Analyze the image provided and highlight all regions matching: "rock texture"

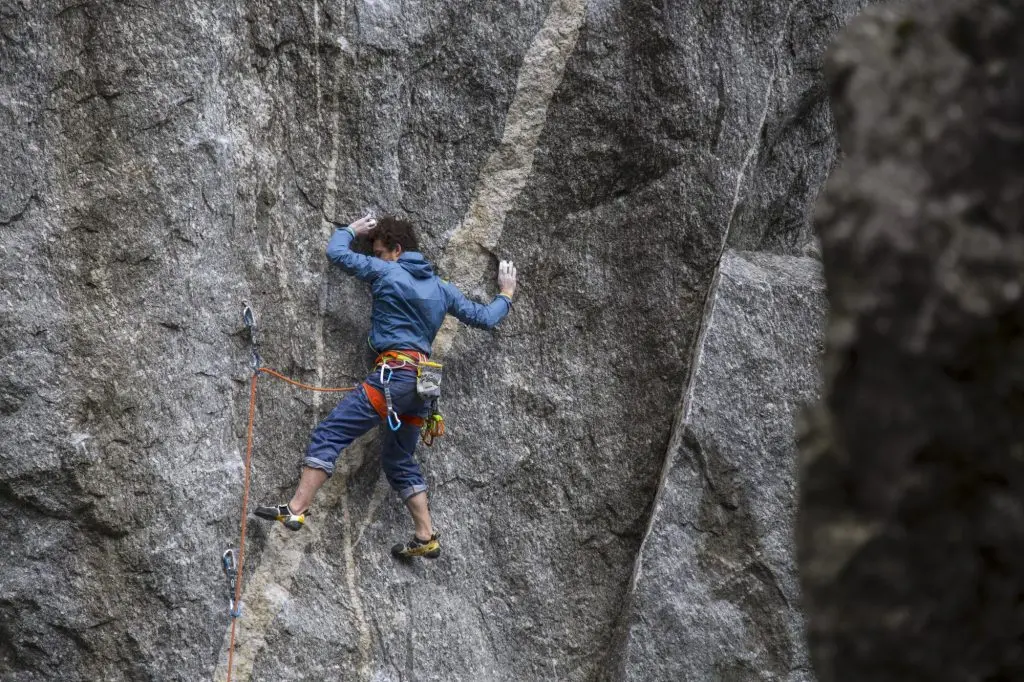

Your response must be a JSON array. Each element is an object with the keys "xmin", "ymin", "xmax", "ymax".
[
  {"xmin": 1, "ymin": 1, "xmax": 862, "ymax": 680},
  {"xmin": 800, "ymin": 1, "xmax": 1024, "ymax": 681},
  {"xmin": 614, "ymin": 251, "xmax": 827, "ymax": 682}
]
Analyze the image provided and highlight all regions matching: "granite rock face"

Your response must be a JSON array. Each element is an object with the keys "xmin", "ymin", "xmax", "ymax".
[
  {"xmin": 1, "ymin": 1, "xmax": 861, "ymax": 680},
  {"xmin": 613, "ymin": 251, "xmax": 827, "ymax": 682},
  {"xmin": 800, "ymin": 2, "xmax": 1024, "ymax": 681}
]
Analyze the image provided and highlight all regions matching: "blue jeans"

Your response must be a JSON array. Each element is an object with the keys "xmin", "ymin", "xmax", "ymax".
[{"xmin": 304, "ymin": 369, "xmax": 430, "ymax": 500}]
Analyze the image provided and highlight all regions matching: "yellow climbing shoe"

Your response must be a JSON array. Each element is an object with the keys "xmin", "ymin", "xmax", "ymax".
[
  {"xmin": 391, "ymin": 533, "xmax": 441, "ymax": 559},
  {"xmin": 253, "ymin": 504, "xmax": 307, "ymax": 531}
]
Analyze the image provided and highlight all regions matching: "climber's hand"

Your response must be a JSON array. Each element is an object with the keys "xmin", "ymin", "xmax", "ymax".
[
  {"xmin": 349, "ymin": 214, "xmax": 377, "ymax": 236},
  {"xmin": 498, "ymin": 261, "xmax": 517, "ymax": 298}
]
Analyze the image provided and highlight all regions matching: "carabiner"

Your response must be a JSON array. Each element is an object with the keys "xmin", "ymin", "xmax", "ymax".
[
  {"xmin": 222, "ymin": 549, "xmax": 237, "ymax": 578},
  {"xmin": 242, "ymin": 304, "xmax": 261, "ymax": 373},
  {"xmin": 387, "ymin": 411, "xmax": 402, "ymax": 431},
  {"xmin": 379, "ymin": 363, "xmax": 393, "ymax": 384},
  {"xmin": 222, "ymin": 549, "xmax": 242, "ymax": 618},
  {"xmin": 242, "ymin": 303, "xmax": 257, "ymax": 332}
]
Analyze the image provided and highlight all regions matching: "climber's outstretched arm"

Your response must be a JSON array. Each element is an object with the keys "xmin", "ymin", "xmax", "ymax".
[
  {"xmin": 442, "ymin": 261, "xmax": 517, "ymax": 330},
  {"xmin": 326, "ymin": 215, "xmax": 384, "ymax": 282}
]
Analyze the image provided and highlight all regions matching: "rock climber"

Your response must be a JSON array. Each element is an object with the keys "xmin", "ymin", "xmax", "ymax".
[{"xmin": 254, "ymin": 214, "xmax": 517, "ymax": 558}]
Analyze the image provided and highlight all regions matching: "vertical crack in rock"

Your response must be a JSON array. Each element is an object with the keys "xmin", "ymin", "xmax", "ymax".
[
  {"xmin": 611, "ymin": 251, "xmax": 830, "ymax": 680},
  {"xmin": 655, "ymin": 0, "xmax": 797, "ymax": 525},
  {"xmin": 604, "ymin": 1, "xmax": 799, "ymax": 676},
  {"xmin": 313, "ymin": 0, "xmax": 323, "ymax": 160},
  {"xmin": 643, "ymin": 0, "xmax": 793, "ymax": 594},
  {"xmin": 311, "ymin": 18, "xmax": 375, "ymax": 672},
  {"xmin": 338, "ymin": 468, "xmax": 374, "ymax": 678},
  {"xmin": 600, "ymin": 266, "xmax": 728, "ymax": 680},
  {"xmin": 721, "ymin": 0, "xmax": 794, "ymax": 255},
  {"xmin": 317, "ymin": 9, "xmax": 352, "ymax": 413},
  {"xmin": 433, "ymin": 0, "xmax": 586, "ymax": 358}
]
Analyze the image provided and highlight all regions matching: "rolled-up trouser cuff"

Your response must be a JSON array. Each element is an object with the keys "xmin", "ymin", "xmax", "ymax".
[
  {"xmin": 304, "ymin": 457, "xmax": 335, "ymax": 477},
  {"xmin": 399, "ymin": 483, "xmax": 428, "ymax": 501}
]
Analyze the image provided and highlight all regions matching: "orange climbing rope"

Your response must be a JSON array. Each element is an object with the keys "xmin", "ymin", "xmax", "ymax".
[
  {"xmin": 224, "ymin": 351, "xmax": 356, "ymax": 681},
  {"xmin": 257, "ymin": 366, "xmax": 358, "ymax": 393},
  {"xmin": 225, "ymin": 372, "xmax": 258, "ymax": 682}
]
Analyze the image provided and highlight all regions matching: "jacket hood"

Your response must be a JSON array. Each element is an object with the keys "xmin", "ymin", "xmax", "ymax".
[{"xmin": 398, "ymin": 252, "xmax": 435, "ymax": 279}]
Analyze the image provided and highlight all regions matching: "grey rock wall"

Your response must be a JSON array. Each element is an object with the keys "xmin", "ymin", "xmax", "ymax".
[
  {"xmin": 800, "ymin": 1, "xmax": 1024, "ymax": 681},
  {"xmin": 614, "ymin": 251, "xmax": 827, "ymax": 682},
  {"xmin": 1, "ymin": 1, "xmax": 863, "ymax": 680}
]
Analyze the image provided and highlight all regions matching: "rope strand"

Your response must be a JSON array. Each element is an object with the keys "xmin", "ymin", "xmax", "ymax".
[
  {"xmin": 258, "ymin": 367, "xmax": 357, "ymax": 393},
  {"xmin": 224, "ymin": 366, "xmax": 355, "ymax": 682},
  {"xmin": 226, "ymin": 373, "xmax": 258, "ymax": 682}
]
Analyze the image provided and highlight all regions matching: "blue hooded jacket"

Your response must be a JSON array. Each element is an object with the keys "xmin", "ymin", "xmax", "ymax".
[{"xmin": 326, "ymin": 227, "xmax": 511, "ymax": 355}]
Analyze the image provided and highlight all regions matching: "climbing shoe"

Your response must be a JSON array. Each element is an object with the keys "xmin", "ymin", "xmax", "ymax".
[
  {"xmin": 391, "ymin": 533, "xmax": 441, "ymax": 559},
  {"xmin": 253, "ymin": 504, "xmax": 307, "ymax": 531}
]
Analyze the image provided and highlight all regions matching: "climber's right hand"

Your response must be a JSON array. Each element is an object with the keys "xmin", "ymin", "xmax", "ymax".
[{"xmin": 348, "ymin": 214, "xmax": 377, "ymax": 236}]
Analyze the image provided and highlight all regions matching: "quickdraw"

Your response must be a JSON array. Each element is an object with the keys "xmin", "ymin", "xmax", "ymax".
[
  {"xmin": 379, "ymin": 362, "xmax": 403, "ymax": 431},
  {"xmin": 221, "ymin": 549, "xmax": 242, "ymax": 618}
]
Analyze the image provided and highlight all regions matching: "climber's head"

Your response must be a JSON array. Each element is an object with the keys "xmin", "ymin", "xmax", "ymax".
[{"xmin": 370, "ymin": 216, "xmax": 419, "ymax": 262}]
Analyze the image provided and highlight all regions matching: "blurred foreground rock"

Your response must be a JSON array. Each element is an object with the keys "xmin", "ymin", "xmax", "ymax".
[{"xmin": 800, "ymin": 1, "xmax": 1024, "ymax": 680}]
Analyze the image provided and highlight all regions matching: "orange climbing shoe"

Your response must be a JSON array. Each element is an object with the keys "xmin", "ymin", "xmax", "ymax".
[
  {"xmin": 253, "ymin": 504, "xmax": 308, "ymax": 531},
  {"xmin": 391, "ymin": 533, "xmax": 441, "ymax": 559}
]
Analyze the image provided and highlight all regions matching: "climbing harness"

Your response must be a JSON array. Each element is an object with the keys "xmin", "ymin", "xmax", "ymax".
[
  {"xmin": 370, "ymin": 350, "xmax": 447, "ymax": 445},
  {"xmin": 372, "ymin": 350, "xmax": 444, "ymax": 398}
]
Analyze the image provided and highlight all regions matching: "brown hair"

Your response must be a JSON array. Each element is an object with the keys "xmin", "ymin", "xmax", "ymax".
[{"xmin": 369, "ymin": 216, "xmax": 419, "ymax": 253}]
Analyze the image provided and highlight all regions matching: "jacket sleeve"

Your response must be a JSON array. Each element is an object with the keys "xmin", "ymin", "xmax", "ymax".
[
  {"xmin": 441, "ymin": 280, "xmax": 512, "ymax": 330},
  {"xmin": 326, "ymin": 226, "xmax": 388, "ymax": 283}
]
